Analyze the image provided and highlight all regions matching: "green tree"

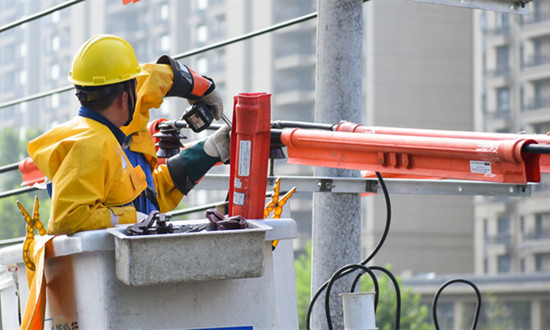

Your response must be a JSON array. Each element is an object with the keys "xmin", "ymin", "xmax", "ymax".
[
  {"xmin": 294, "ymin": 242, "xmax": 431, "ymax": 329},
  {"xmin": 295, "ymin": 242, "xmax": 312, "ymax": 329},
  {"xmin": 0, "ymin": 128, "xmax": 50, "ymax": 240},
  {"xmin": 361, "ymin": 266, "xmax": 432, "ymax": 330}
]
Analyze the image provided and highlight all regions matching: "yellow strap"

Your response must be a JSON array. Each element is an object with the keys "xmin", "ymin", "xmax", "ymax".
[
  {"xmin": 17, "ymin": 197, "xmax": 53, "ymax": 330},
  {"xmin": 20, "ymin": 235, "xmax": 54, "ymax": 330}
]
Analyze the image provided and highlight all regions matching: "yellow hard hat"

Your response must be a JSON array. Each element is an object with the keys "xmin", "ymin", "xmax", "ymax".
[{"xmin": 68, "ymin": 34, "xmax": 148, "ymax": 86}]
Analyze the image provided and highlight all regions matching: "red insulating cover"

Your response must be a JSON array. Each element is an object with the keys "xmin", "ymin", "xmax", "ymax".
[{"xmin": 228, "ymin": 93, "xmax": 271, "ymax": 219}]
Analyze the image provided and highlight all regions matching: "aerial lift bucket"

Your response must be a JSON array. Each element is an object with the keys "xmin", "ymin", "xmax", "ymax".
[{"xmin": 228, "ymin": 92, "xmax": 272, "ymax": 219}]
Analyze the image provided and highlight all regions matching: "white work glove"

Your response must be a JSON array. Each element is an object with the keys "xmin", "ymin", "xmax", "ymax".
[
  {"xmin": 203, "ymin": 125, "xmax": 231, "ymax": 163},
  {"xmin": 188, "ymin": 89, "xmax": 223, "ymax": 120}
]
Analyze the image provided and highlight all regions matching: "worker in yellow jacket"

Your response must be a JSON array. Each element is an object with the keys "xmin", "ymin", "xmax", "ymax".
[{"xmin": 27, "ymin": 34, "xmax": 230, "ymax": 235}]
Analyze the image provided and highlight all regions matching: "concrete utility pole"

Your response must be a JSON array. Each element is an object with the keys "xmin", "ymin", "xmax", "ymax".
[{"xmin": 312, "ymin": 0, "xmax": 363, "ymax": 328}]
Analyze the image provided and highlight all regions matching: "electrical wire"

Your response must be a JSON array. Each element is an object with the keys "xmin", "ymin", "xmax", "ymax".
[
  {"xmin": 324, "ymin": 264, "xmax": 379, "ymax": 330},
  {"xmin": 306, "ymin": 171, "xmax": 392, "ymax": 330},
  {"xmin": 0, "ymin": 0, "xmax": 372, "ymax": 110},
  {"xmin": 351, "ymin": 265, "xmax": 401, "ymax": 330},
  {"xmin": 432, "ymin": 279, "xmax": 481, "ymax": 330},
  {"xmin": 0, "ymin": 12, "xmax": 316, "ymax": 110},
  {"xmin": 0, "ymin": 0, "xmax": 85, "ymax": 34}
]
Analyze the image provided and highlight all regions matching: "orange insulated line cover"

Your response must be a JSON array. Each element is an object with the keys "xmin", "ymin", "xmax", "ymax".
[
  {"xmin": 281, "ymin": 128, "xmax": 540, "ymax": 184},
  {"xmin": 336, "ymin": 121, "xmax": 550, "ymax": 174}
]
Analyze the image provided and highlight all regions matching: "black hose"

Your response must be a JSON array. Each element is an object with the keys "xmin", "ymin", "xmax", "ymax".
[
  {"xmin": 432, "ymin": 279, "xmax": 481, "ymax": 330},
  {"xmin": 306, "ymin": 172, "xmax": 391, "ymax": 329},
  {"xmin": 324, "ymin": 264, "xmax": 379, "ymax": 330},
  {"xmin": 350, "ymin": 265, "xmax": 401, "ymax": 330}
]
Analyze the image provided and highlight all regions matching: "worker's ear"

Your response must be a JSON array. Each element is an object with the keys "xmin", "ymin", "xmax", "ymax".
[{"xmin": 118, "ymin": 90, "xmax": 128, "ymax": 108}]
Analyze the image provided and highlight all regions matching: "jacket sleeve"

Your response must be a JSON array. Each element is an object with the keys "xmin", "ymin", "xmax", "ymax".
[
  {"xmin": 46, "ymin": 141, "xmax": 137, "ymax": 235},
  {"xmin": 153, "ymin": 164, "xmax": 184, "ymax": 212},
  {"xmin": 123, "ymin": 63, "xmax": 186, "ymax": 212},
  {"xmin": 122, "ymin": 63, "xmax": 174, "ymax": 143}
]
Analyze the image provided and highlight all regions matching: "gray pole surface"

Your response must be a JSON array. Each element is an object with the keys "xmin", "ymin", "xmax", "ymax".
[{"xmin": 312, "ymin": 0, "xmax": 363, "ymax": 328}]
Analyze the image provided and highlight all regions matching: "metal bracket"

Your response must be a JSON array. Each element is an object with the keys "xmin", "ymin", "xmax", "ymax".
[{"xmin": 318, "ymin": 179, "xmax": 334, "ymax": 192}]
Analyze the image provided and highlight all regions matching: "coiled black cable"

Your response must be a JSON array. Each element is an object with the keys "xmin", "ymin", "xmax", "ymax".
[
  {"xmin": 324, "ymin": 264, "xmax": 380, "ymax": 329},
  {"xmin": 306, "ymin": 171, "xmax": 392, "ymax": 329},
  {"xmin": 351, "ymin": 265, "xmax": 401, "ymax": 330},
  {"xmin": 432, "ymin": 279, "xmax": 482, "ymax": 330}
]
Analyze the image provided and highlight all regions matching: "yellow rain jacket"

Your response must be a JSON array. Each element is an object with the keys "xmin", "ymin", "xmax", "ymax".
[{"xmin": 28, "ymin": 64, "xmax": 183, "ymax": 235}]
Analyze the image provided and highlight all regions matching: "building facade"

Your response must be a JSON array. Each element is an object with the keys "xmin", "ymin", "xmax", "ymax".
[
  {"xmin": 362, "ymin": 0, "xmax": 475, "ymax": 275},
  {"xmin": 403, "ymin": 2, "xmax": 550, "ymax": 329}
]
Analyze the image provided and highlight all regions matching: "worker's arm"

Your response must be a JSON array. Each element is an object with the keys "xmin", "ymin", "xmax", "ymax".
[{"xmin": 165, "ymin": 126, "xmax": 230, "ymax": 195}]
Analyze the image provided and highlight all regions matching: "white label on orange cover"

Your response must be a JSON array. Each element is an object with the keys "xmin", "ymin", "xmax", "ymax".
[
  {"xmin": 234, "ymin": 177, "xmax": 242, "ymax": 189},
  {"xmin": 233, "ymin": 191, "xmax": 245, "ymax": 206},
  {"xmin": 238, "ymin": 140, "xmax": 252, "ymax": 176},
  {"xmin": 470, "ymin": 160, "xmax": 492, "ymax": 174}
]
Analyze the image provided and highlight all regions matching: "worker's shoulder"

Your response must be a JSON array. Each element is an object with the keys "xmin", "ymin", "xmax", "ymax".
[{"xmin": 31, "ymin": 117, "xmax": 119, "ymax": 155}]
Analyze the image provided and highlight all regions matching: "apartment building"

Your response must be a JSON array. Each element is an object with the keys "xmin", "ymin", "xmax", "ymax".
[
  {"xmin": 402, "ymin": 2, "xmax": 550, "ymax": 329},
  {"xmin": 476, "ymin": 0, "xmax": 550, "ymax": 282},
  {"xmin": 362, "ymin": 0, "xmax": 475, "ymax": 275}
]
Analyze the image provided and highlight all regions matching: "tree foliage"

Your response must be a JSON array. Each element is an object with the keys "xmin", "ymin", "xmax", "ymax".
[
  {"xmin": 294, "ymin": 242, "xmax": 431, "ymax": 329},
  {"xmin": 0, "ymin": 128, "xmax": 50, "ymax": 241}
]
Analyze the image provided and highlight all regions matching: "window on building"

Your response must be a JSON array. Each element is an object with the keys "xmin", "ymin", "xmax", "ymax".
[
  {"xmin": 496, "ymin": 13, "xmax": 509, "ymax": 29},
  {"xmin": 496, "ymin": 216, "xmax": 511, "ymax": 245},
  {"xmin": 51, "ymin": 93, "xmax": 59, "ymax": 109},
  {"xmin": 497, "ymin": 87, "xmax": 510, "ymax": 112},
  {"xmin": 196, "ymin": 24, "xmax": 208, "ymax": 43},
  {"xmin": 496, "ymin": 45, "xmax": 509, "ymax": 74},
  {"xmin": 160, "ymin": 35, "xmax": 170, "ymax": 52},
  {"xmin": 160, "ymin": 3, "xmax": 169, "ymax": 21},
  {"xmin": 197, "ymin": 0, "xmax": 208, "ymax": 10},
  {"xmin": 2, "ymin": 71, "xmax": 15, "ymax": 92},
  {"xmin": 19, "ymin": 70, "xmax": 26, "ymax": 86},
  {"xmin": 533, "ymin": 212, "xmax": 550, "ymax": 239},
  {"xmin": 197, "ymin": 57, "xmax": 208, "ymax": 74},
  {"xmin": 19, "ymin": 43, "xmax": 27, "ymax": 57},
  {"xmin": 535, "ymin": 253, "xmax": 550, "ymax": 272},
  {"xmin": 520, "ymin": 258, "xmax": 525, "ymax": 272},
  {"xmin": 51, "ymin": 10, "xmax": 60, "ymax": 23},
  {"xmin": 497, "ymin": 254, "xmax": 511, "ymax": 273},
  {"xmin": 52, "ymin": 35, "xmax": 60, "ymax": 52},
  {"xmin": 50, "ymin": 64, "xmax": 60, "ymax": 81},
  {"xmin": 520, "ymin": 216, "xmax": 525, "ymax": 234},
  {"xmin": 213, "ymin": 15, "xmax": 226, "ymax": 39},
  {"xmin": 212, "ymin": 49, "xmax": 226, "ymax": 72}
]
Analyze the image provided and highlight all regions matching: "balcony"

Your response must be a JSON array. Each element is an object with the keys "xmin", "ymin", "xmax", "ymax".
[
  {"xmin": 485, "ymin": 109, "xmax": 510, "ymax": 121},
  {"xmin": 524, "ymin": 228, "xmax": 550, "ymax": 241},
  {"xmin": 521, "ymin": 11, "xmax": 550, "ymax": 26},
  {"xmin": 483, "ymin": 25, "xmax": 510, "ymax": 37},
  {"xmin": 525, "ymin": 97, "xmax": 550, "ymax": 111},
  {"xmin": 523, "ymin": 54, "xmax": 550, "ymax": 69},
  {"xmin": 488, "ymin": 233, "xmax": 512, "ymax": 246},
  {"xmin": 486, "ymin": 67, "xmax": 510, "ymax": 78}
]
